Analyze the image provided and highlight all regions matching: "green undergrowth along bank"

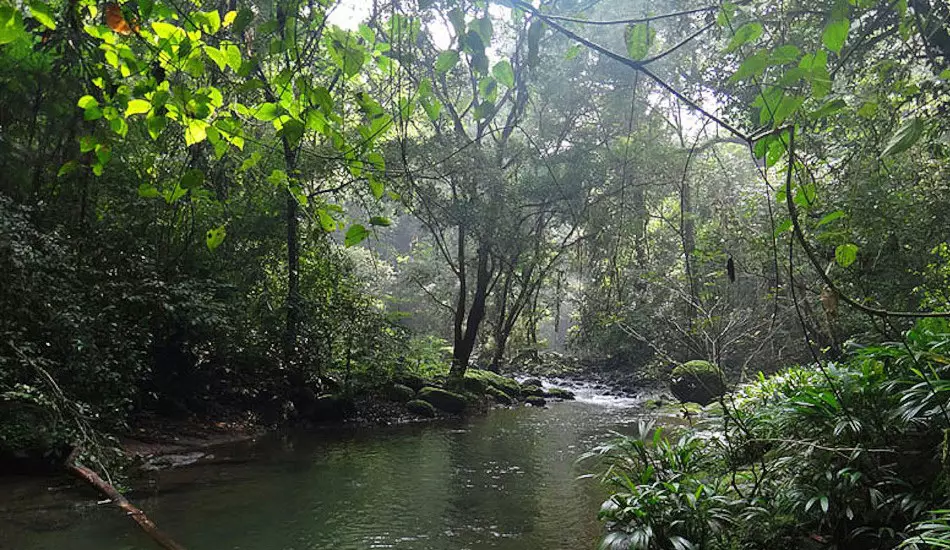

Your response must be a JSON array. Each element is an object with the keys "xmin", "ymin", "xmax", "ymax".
[{"xmin": 587, "ymin": 319, "xmax": 950, "ymax": 550}]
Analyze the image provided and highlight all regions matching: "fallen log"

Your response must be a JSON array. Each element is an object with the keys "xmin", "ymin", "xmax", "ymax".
[{"xmin": 65, "ymin": 448, "xmax": 187, "ymax": 550}]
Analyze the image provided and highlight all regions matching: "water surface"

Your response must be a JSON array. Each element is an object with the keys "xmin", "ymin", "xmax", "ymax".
[{"xmin": 2, "ymin": 390, "xmax": 654, "ymax": 550}]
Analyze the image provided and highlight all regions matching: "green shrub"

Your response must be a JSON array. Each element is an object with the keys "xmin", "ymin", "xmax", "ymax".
[{"xmin": 590, "ymin": 320, "xmax": 950, "ymax": 550}]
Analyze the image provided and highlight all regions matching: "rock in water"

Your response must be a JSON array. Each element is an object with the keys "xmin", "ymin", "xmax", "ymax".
[
  {"xmin": 669, "ymin": 360, "xmax": 725, "ymax": 405},
  {"xmin": 417, "ymin": 387, "xmax": 469, "ymax": 414},
  {"xmin": 406, "ymin": 399, "xmax": 437, "ymax": 417}
]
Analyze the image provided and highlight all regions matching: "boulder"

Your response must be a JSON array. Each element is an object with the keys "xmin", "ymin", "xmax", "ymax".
[
  {"xmin": 544, "ymin": 387, "xmax": 575, "ymax": 400},
  {"xmin": 393, "ymin": 373, "xmax": 427, "ymax": 392},
  {"xmin": 669, "ymin": 360, "xmax": 725, "ymax": 406},
  {"xmin": 522, "ymin": 377, "xmax": 543, "ymax": 388},
  {"xmin": 417, "ymin": 387, "xmax": 469, "ymax": 414},
  {"xmin": 522, "ymin": 384, "xmax": 545, "ymax": 397},
  {"xmin": 461, "ymin": 375, "xmax": 489, "ymax": 394},
  {"xmin": 485, "ymin": 386, "xmax": 513, "ymax": 405},
  {"xmin": 525, "ymin": 396, "xmax": 547, "ymax": 407},
  {"xmin": 465, "ymin": 369, "xmax": 522, "ymax": 397},
  {"xmin": 311, "ymin": 394, "xmax": 352, "ymax": 421},
  {"xmin": 384, "ymin": 383, "xmax": 416, "ymax": 402},
  {"xmin": 406, "ymin": 399, "xmax": 437, "ymax": 417}
]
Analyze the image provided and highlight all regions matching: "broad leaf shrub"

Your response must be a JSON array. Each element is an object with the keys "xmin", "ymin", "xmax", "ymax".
[{"xmin": 589, "ymin": 319, "xmax": 950, "ymax": 549}]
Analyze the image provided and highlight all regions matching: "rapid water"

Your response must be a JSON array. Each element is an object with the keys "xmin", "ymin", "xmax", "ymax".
[{"xmin": 1, "ymin": 385, "xmax": 660, "ymax": 550}]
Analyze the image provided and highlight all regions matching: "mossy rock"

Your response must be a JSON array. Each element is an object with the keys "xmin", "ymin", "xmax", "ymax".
[
  {"xmin": 384, "ymin": 383, "xmax": 416, "ymax": 403},
  {"xmin": 465, "ymin": 369, "xmax": 522, "ymax": 397},
  {"xmin": 544, "ymin": 387, "xmax": 575, "ymax": 400},
  {"xmin": 461, "ymin": 375, "xmax": 489, "ymax": 395},
  {"xmin": 406, "ymin": 399, "xmax": 436, "ymax": 417},
  {"xmin": 311, "ymin": 394, "xmax": 352, "ymax": 421},
  {"xmin": 522, "ymin": 377, "xmax": 543, "ymax": 388},
  {"xmin": 669, "ymin": 360, "xmax": 725, "ymax": 406},
  {"xmin": 417, "ymin": 387, "xmax": 469, "ymax": 414},
  {"xmin": 522, "ymin": 384, "xmax": 545, "ymax": 397},
  {"xmin": 525, "ymin": 396, "xmax": 547, "ymax": 407},
  {"xmin": 393, "ymin": 373, "xmax": 427, "ymax": 392},
  {"xmin": 485, "ymin": 386, "xmax": 513, "ymax": 405}
]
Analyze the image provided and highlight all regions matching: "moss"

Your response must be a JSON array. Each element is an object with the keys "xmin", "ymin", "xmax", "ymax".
[
  {"xmin": 669, "ymin": 360, "xmax": 725, "ymax": 405},
  {"xmin": 485, "ymin": 386, "xmax": 513, "ymax": 405},
  {"xmin": 465, "ymin": 369, "xmax": 522, "ymax": 397},
  {"xmin": 406, "ymin": 399, "xmax": 436, "ymax": 417},
  {"xmin": 544, "ymin": 387, "xmax": 575, "ymax": 400},
  {"xmin": 522, "ymin": 384, "xmax": 545, "ymax": 397},
  {"xmin": 384, "ymin": 383, "xmax": 415, "ymax": 402},
  {"xmin": 417, "ymin": 387, "xmax": 469, "ymax": 414}
]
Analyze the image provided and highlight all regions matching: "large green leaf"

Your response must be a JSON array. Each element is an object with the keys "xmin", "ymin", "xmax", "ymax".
[
  {"xmin": 835, "ymin": 243, "xmax": 858, "ymax": 268},
  {"xmin": 726, "ymin": 23, "xmax": 763, "ymax": 53},
  {"xmin": 435, "ymin": 50, "xmax": 460, "ymax": 73},
  {"xmin": 492, "ymin": 60, "xmax": 515, "ymax": 88},
  {"xmin": 206, "ymin": 226, "xmax": 226, "ymax": 251},
  {"xmin": 881, "ymin": 117, "xmax": 925, "ymax": 157},
  {"xmin": 345, "ymin": 224, "xmax": 370, "ymax": 247},
  {"xmin": 28, "ymin": 0, "xmax": 55, "ymax": 30},
  {"xmin": 822, "ymin": 17, "xmax": 850, "ymax": 53},
  {"xmin": 624, "ymin": 23, "xmax": 652, "ymax": 61}
]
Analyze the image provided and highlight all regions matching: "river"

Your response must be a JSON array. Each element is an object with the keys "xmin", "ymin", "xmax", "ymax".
[{"xmin": 1, "ymin": 383, "xmax": 666, "ymax": 550}]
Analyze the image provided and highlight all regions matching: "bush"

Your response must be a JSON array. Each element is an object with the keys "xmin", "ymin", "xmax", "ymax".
[{"xmin": 590, "ymin": 319, "xmax": 950, "ymax": 550}]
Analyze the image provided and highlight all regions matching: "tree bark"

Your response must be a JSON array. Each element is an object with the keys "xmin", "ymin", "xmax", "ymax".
[
  {"xmin": 283, "ymin": 142, "xmax": 300, "ymax": 368},
  {"xmin": 66, "ymin": 450, "xmax": 186, "ymax": 550},
  {"xmin": 451, "ymin": 246, "xmax": 491, "ymax": 377}
]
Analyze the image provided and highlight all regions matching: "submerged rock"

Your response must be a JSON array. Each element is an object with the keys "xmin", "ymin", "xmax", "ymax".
[
  {"xmin": 525, "ymin": 396, "xmax": 547, "ymax": 407},
  {"xmin": 417, "ymin": 387, "xmax": 469, "ymax": 414},
  {"xmin": 669, "ymin": 360, "xmax": 725, "ymax": 406},
  {"xmin": 406, "ymin": 399, "xmax": 437, "ymax": 417}
]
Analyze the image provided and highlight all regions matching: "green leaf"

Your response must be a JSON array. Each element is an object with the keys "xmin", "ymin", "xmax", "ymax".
[
  {"xmin": 341, "ymin": 44, "xmax": 365, "ymax": 78},
  {"xmin": 267, "ymin": 169, "xmax": 288, "ymax": 186},
  {"xmin": 253, "ymin": 102, "xmax": 279, "ymax": 121},
  {"xmin": 206, "ymin": 226, "xmax": 226, "ymax": 251},
  {"xmin": 0, "ymin": 6, "xmax": 26, "ymax": 45},
  {"xmin": 492, "ymin": 60, "xmax": 515, "ymax": 88},
  {"xmin": 565, "ymin": 44, "xmax": 582, "ymax": 60},
  {"xmin": 624, "ymin": 23, "xmax": 652, "ymax": 61},
  {"xmin": 147, "ymin": 115, "xmax": 166, "ymax": 140},
  {"xmin": 181, "ymin": 168, "xmax": 204, "ymax": 189},
  {"xmin": 77, "ymin": 95, "xmax": 99, "ymax": 110},
  {"xmin": 770, "ymin": 44, "xmax": 800, "ymax": 65},
  {"xmin": 205, "ymin": 46, "xmax": 228, "ymax": 71},
  {"xmin": 809, "ymin": 98, "xmax": 847, "ymax": 120},
  {"xmin": 369, "ymin": 178, "xmax": 384, "ymax": 199},
  {"xmin": 57, "ymin": 161, "xmax": 79, "ymax": 177},
  {"xmin": 472, "ymin": 16, "xmax": 493, "ymax": 44},
  {"xmin": 344, "ymin": 224, "xmax": 370, "ymax": 247},
  {"xmin": 138, "ymin": 183, "xmax": 160, "ymax": 198},
  {"xmin": 435, "ymin": 50, "xmax": 460, "ymax": 73},
  {"xmin": 730, "ymin": 50, "xmax": 768, "ymax": 82},
  {"xmin": 727, "ymin": 23, "xmax": 763, "ymax": 53},
  {"xmin": 369, "ymin": 216, "xmax": 391, "ymax": 227},
  {"xmin": 881, "ymin": 117, "xmax": 925, "ymax": 157},
  {"xmin": 28, "ymin": 0, "xmax": 56, "ymax": 30},
  {"xmin": 317, "ymin": 209, "xmax": 336, "ymax": 232},
  {"xmin": 125, "ymin": 99, "xmax": 151, "ymax": 116},
  {"xmin": 225, "ymin": 44, "xmax": 242, "ymax": 71},
  {"xmin": 835, "ymin": 244, "xmax": 858, "ymax": 268},
  {"xmin": 240, "ymin": 151, "xmax": 262, "ymax": 172},
  {"xmin": 817, "ymin": 210, "xmax": 846, "ymax": 226},
  {"xmin": 822, "ymin": 17, "xmax": 850, "ymax": 53},
  {"xmin": 185, "ymin": 119, "xmax": 208, "ymax": 145}
]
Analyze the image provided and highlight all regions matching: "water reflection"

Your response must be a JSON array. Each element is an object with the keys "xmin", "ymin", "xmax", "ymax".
[{"xmin": 2, "ymin": 391, "xmax": 654, "ymax": 550}]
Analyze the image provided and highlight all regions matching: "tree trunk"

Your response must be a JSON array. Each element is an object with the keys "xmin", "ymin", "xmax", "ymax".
[
  {"xmin": 451, "ymin": 246, "xmax": 491, "ymax": 377},
  {"xmin": 66, "ymin": 450, "xmax": 186, "ymax": 550},
  {"xmin": 283, "ymin": 143, "xmax": 300, "ymax": 368}
]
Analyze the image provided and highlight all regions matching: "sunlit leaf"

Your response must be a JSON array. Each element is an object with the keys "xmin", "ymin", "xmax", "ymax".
[
  {"xmin": 822, "ymin": 17, "xmax": 850, "ymax": 53},
  {"xmin": 881, "ymin": 117, "xmax": 925, "ymax": 157},
  {"xmin": 835, "ymin": 243, "xmax": 858, "ymax": 267},
  {"xmin": 624, "ymin": 23, "xmax": 652, "ymax": 61},
  {"xmin": 344, "ymin": 223, "xmax": 370, "ymax": 247},
  {"xmin": 206, "ymin": 226, "xmax": 226, "ymax": 251}
]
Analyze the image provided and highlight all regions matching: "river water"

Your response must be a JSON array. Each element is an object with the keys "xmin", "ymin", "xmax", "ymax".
[{"xmin": 1, "ymin": 385, "xmax": 665, "ymax": 550}]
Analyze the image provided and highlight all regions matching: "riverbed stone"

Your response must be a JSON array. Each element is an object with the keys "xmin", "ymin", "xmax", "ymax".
[
  {"xmin": 522, "ymin": 377, "xmax": 543, "ymax": 388},
  {"xmin": 525, "ymin": 396, "xmax": 547, "ymax": 407},
  {"xmin": 384, "ymin": 383, "xmax": 416, "ymax": 402},
  {"xmin": 485, "ymin": 386, "xmax": 513, "ymax": 405},
  {"xmin": 393, "ymin": 373, "xmax": 427, "ymax": 392},
  {"xmin": 521, "ymin": 384, "xmax": 545, "ymax": 397},
  {"xmin": 669, "ymin": 360, "xmax": 725, "ymax": 405},
  {"xmin": 418, "ymin": 387, "xmax": 469, "ymax": 414},
  {"xmin": 466, "ymin": 369, "xmax": 522, "ymax": 397},
  {"xmin": 544, "ymin": 387, "xmax": 575, "ymax": 400},
  {"xmin": 406, "ymin": 399, "xmax": 437, "ymax": 417}
]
